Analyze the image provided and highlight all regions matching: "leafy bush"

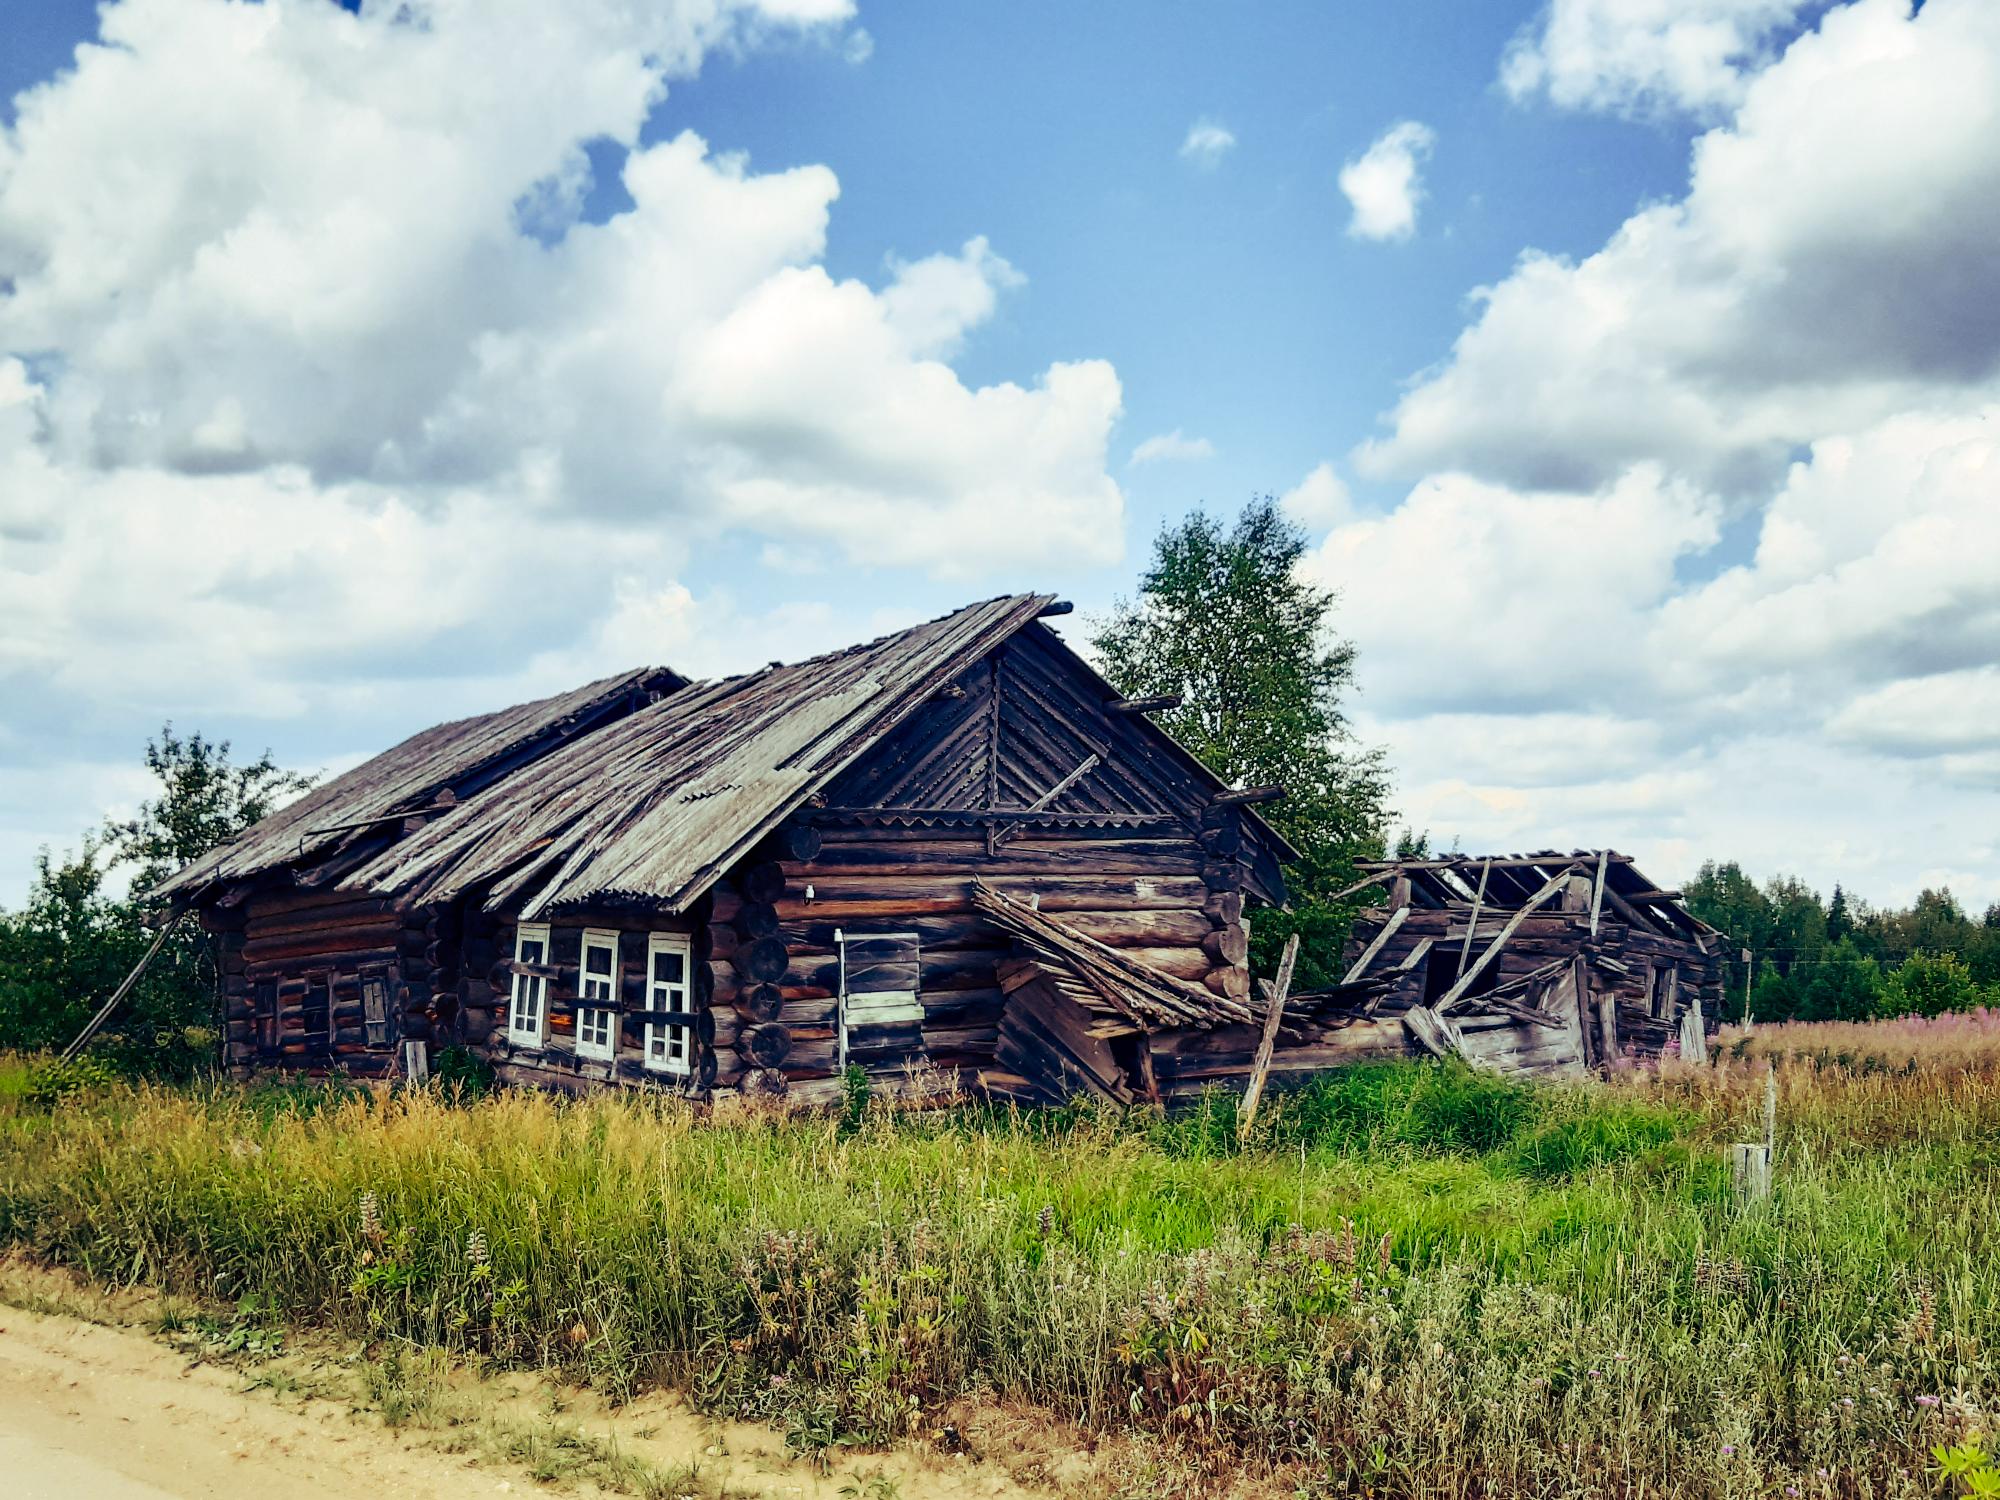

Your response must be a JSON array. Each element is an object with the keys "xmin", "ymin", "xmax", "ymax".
[
  {"xmin": 431, "ymin": 1044, "xmax": 495, "ymax": 1098},
  {"xmin": 21, "ymin": 1053, "xmax": 119, "ymax": 1108}
]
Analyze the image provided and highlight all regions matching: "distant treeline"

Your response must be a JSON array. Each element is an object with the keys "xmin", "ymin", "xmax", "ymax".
[{"xmin": 1684, "ymin": 861, "xmax": 2000, "ymax": 1023}]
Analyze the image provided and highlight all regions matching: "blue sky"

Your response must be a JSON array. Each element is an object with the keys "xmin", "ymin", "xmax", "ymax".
[{"xmin": 1, "ymin": 0, "xmax": 1995, "ymax": 911}]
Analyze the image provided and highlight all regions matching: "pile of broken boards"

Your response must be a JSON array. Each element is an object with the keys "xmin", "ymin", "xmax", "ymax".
[
  {"xmin": 1314, "ymin": 850, "xmax": 1727, "ymax": 1080},
  {"xmin": 973, "ymin": 849, "xmax": 1726, "ymax": 1108},
  {"xmin": 974, "ymin": 880, "xmax": 1415, "ymax": 1107}
]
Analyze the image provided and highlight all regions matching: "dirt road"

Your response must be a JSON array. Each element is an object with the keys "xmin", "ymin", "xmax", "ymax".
[
  {"xmin": 0, "ymin": 1285, "xmax": 1084, "ymax": 1500},
  {"xmin": 0, "ymin": 1304, "xmax": 511, "ymax": 1498}
]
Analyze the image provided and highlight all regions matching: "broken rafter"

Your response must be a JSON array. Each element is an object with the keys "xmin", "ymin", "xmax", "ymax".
[
  {"xmin": 1105, "ymin": 695, "xmax": 1182, "ymax": 715},
  {"xmin": 1433, "ymin": 863, "xmax": 1582, "ymax": 1015},
  {"xmin": 1326, "ymin": 868, "xmax": 1398, "ymax": 904},
  {"xmin": 1458, "ymin": 858, "xmax": 1491, "ymax": 972},
  {"xmin": 1342, "ymin": 905, "xmax": 1409, "ymax": 984},
  {"xmin": 1355, "ymin": 853, "xmax": 1634, "ymax": 873}
]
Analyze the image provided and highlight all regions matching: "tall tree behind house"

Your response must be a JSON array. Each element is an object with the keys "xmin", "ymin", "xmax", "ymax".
[{"xmin": 1092, "ymin": 498, "xmax": 1391, "ymax": 988}]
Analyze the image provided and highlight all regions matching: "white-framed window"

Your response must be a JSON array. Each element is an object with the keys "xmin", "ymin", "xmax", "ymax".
[
  {"xmin": 643, "ymin": 933, "xmax": 693, "ymax": 1075},
  {"xmin": 508, "ymin": 922, "xmax": 551, "ymax": 1047},
  {"xmin": 577, "ymin": 928, "xmax": 621, "ymax": 1061}
]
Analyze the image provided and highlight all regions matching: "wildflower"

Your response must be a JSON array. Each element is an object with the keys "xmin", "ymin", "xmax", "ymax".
[
  {"xmin": 1589, "ymin": 1369, "xmax": 1602, "ymax": 1378},
  {"xmin": 1785, "ymin": 1487, "xmax": 1800, "ymax": 1496},
  {"xmin": 1614, "ymin": 1352, "xmax": 1628, "ymax": 1362},
  {"xmin": 359, "ymin": 1190, "xmax": 382, "ymax": 1243},
  {"xmin": 1816, "ymin": 1469, "xmax": 1830, "ymax": 1479},
  {"xmin": 1720, "ymin": 1445, "xmax": 1736, "ymax": 1456},
  {"xmin": 1917, "ymin": 1395, "xmax": 1942, "ymax": 1407},
  {"xmin": 1840, "ymin": 1397, "xmax": 1853, "ymax": 1408},
  {"xmin": 1036, "ymin": 1205, "xmax": 1055, "ymax": 1238},
  {"xmin": 466, "ymin": 1229, "xmax": 490, "ymax": 1270}
]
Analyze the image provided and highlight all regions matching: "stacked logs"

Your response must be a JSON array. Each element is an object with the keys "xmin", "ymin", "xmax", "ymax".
[
  {"xmin": 694, "ymin": 814, "xmax": 1256, "ymax": 1097},
  {"xmin": 219, "ymin": 891, "xmax": 433, "ymax": 1078}
]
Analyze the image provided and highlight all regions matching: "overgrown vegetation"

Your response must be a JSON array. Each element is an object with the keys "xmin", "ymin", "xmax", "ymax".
[
  {"xmin": 1, "ymin": 1050, "xmax": 1992, "ymax": 1498},
  {"xmin": 0, "ymin": 726, "xmax": 312, "ymax": 1077}
]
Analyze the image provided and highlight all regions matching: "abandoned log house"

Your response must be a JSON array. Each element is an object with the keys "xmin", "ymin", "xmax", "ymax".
[
  {"xmin": 1313, "ymin": 851, "xmax": 1726, "ymax": 1077},
  {"xmin": 153, "ymin": 594, "xmax": 1310, "ymax": 1107}
]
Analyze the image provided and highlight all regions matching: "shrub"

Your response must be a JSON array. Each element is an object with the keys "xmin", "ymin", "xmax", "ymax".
[
  {"xmin": 22, "ymin": 1053, "xmax": 119, "ymax": 1108},
  {"xmin": 431, "ymin": 1044, "xmax": 495, "ymax": 1098}
]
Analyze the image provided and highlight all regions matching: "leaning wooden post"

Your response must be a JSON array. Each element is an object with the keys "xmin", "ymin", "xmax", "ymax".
[
  {"xmin": 58, "ymin": 905, "xmax": 189, "ymax": 1065},
  {"xmin": 1237, "ymin": 931, "xmax": 1300, "ymax": 1141}
]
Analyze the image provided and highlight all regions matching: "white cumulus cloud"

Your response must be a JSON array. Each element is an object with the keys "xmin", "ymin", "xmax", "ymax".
[
  {"xmin": 0, "ymin": 0, "xmax": 1130, "ymax": 890},
  {"xmin": 1360, "ymin": 0, "xmax": 2000, "ymax": 495},
  {"xmin": 1179, "ymin": 118, "xmax": 1237, "ymax": 168},
  {"xmin": 1129, "ymin": 429, "xmax": 1216, "ymax": 466},
  {"xmin": 1338, "ymin": 121, "xmax": 1435, "ymax": 242},
  {"xmin": 1502, "ymin": 0, "xmax": 1821, "ymax": 119}
]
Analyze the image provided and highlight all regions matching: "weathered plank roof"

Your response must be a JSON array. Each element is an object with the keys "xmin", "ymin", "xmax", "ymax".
[
  {"xmin": 344, "ymin": 596, "xmax": 1064, "ymax": 915},
  {"xmin": 152, "ymin": 666, "xmax": 685, "ymax": 904},
  {"xmin": 163, "ymin": 593, "xmax": 1301, "ymax": 919}
]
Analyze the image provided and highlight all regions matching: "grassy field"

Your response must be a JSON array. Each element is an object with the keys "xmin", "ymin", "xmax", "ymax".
[{"xmin": 0, "ymin": 1020, "xmax": 1995, "ymax": 1498}]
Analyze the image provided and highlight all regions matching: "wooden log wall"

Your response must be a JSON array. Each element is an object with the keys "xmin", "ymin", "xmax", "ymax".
[
  {"xmin": 1150, "ymin": 1016, "xmax": 1415, "ymax": 1101},
  {"xmin": 704, "ymin": 816, "xmax": 1251, "ymax": 1100},
  {"xmin": 214, "ymin": 890, "xmax": 436, "ymax": 1079}
]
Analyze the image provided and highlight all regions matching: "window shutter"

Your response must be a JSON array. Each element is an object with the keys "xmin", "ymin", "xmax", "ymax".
[
  {"xmin": 360, "ymin": 965, "xmax": 393, "ymax": 1047},
  {"xmin": 838, "ymin": 932, "xmax": 924, "ymax": 1070}
]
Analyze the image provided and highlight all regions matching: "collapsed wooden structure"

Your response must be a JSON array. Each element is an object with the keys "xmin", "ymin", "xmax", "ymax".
[
  {"xmin": 154, "ymin": 595, "xmax": 1301, "ymax": 1106},
  {"xmin": 1314, "ymin": 851, "xmax": 1725, "ymax": 1077}
]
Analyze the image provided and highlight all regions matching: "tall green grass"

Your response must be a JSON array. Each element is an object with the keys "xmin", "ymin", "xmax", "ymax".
[{"xmin": 0, "ymin": 1055, "xmax": 1992, "ymax": 1497}]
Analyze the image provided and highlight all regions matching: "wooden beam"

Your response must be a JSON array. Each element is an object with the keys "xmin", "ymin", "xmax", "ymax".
[
  {"xmin": 1035, "ymin": 599, "xmax": 1075, "ymax": 618},
  {"xmin": 1105, "ymin": 695, "xmax": 1182, "ymax": 715},
  {"xmin": 1433, "ymin": 864, "xmax": 1580, "ymax": 1015},
  {"xmin": 1598, "ymin": 880, "xmax": 1673, "ymax": 936},
  {"xmin": 1356, "ymin": 854, "xmax": 1635, "ymax": 873},
  {"xmin": 988, "ymin": 753, "xmax": 1103, "ymax": 852},
  {"xmin": 59, "ymin": 907, "xmax": 188, "ymax": 1064},
  {"xmin": 1211, "ymin": 785, "xmax": 1285, "ymax": 808},
  {"xmin": 1342, "ymin": 905, "xmax": 1409, "ymax": 984},
  {"xmin": 1402, "ymin": 1004, "xmax": 1466, "ymax": 1063},
  {"xmin": 1589, "ymin": 849, "xmax": 1608, "ymax": 938},
  {"xmin": 1325, "ymin": 868, "xmax": 1397, "ymax": 904},
  {"xmin": 1237, "ymin": 931, "xmax": 1300, "ymax": 1139},
  {"xmin": 1458, "ymin": 859, "xmax": 1490, "ymax": 973},
  {"xmin": 1029, "ymin": 753, "xmax": 1101, "ymax": 812}
]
